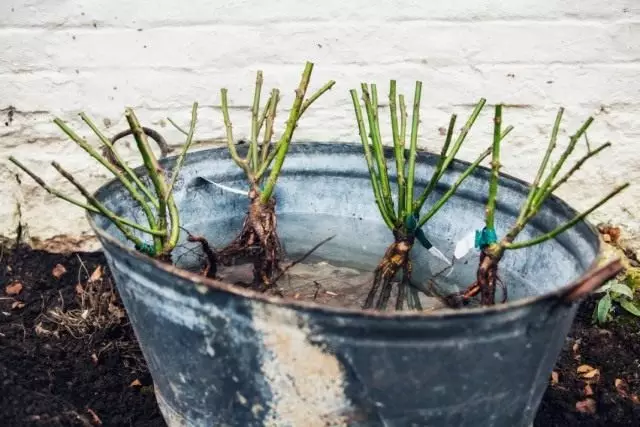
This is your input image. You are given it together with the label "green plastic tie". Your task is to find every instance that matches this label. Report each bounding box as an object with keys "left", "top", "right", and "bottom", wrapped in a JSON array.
[
  {"left": 404, "top": 214, "right": 433, "bottom": 250},
  {"left": 135, "top": 242, "right": 156, "bottom": 256},
  {"left": 475, "top": 227, "right": 498, "bottom": 249}
]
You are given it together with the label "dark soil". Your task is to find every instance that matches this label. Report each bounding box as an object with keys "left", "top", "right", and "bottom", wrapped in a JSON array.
[{"left": 1, "top": 245, "right": 638, "bottom": 426}]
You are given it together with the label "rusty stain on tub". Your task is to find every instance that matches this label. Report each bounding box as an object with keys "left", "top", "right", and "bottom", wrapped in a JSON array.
[{"left": 250, "top": 302, "right": 352, "bottom": 426}]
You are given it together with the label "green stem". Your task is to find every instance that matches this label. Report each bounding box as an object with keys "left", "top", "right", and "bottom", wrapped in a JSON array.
[
  {"left": 546, "top": 142, "right": 611, "bottom": 197},
  {"left": 260, "top": 62, "right": 316, "bottom": 203},
  {"left": 418, "top": 146, "right": 492, "bottom": 228},
  {"left": 250, "top": 71, "right": 263, "bottom": 172},
  {"left": 414, "top": 114, "right": 456, "bottom": 213},
  {"left": 435, "top": 98, "right": 487, "bottom": 183},
  {"left": 300, "top": 80, "right": 336, "bottom": 117},
  {"left": 405, "top": 81, "right": 423, "bottom": 213},
  {"left": 125, "top": 108, "right": 173, "bottom": 254},
  {"left": 167, "top": 118, "right": 189, "bottom": 136},
  {"left": 349, "top": 89, "right": 395, "bottom": 229},
  {"left": 50, "top": 161, "right": 145, "bottom": 247},
  {"left": 260, "top": 89, "right": 279, "bottom": 166},
  {"left": 8, "top": 156, "right": 165, "bottom": 236},
  {"left": 166, "top": 102, "right": 198, "bottom": 197},
  {"left": 505, "top": 183, "right": 629, "bottom": 250},
  {"left": 54, "top": 117, "right": 161, "bottom": 248},
  {"left": 485, "top": 104, "right": 503, "bottom": 230},
  {"left": 79, "top": 113, "right": 159, "bottom": 208},
  {"left": 220, "top": 88, "right": 253, "bottom": 180},
  {"left": 517, "top": 107, "right": 564, "bottom": 223},
  {"left": 532, "top": 116, "right": 594, "bottom": 208},
  {"left": 361, "top": 83, "right": 395, "bottom": 221},
  {"left": 389, "top": 80, "right": 405, "bottom": 218}
]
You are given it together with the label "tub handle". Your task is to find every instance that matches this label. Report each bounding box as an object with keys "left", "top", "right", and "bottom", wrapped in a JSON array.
[
  {"left": 559, "top": 258, "right": 624, "bottom": 303},
  {"left": 103, "top": 126, "right": 173, "bottom": 167}
]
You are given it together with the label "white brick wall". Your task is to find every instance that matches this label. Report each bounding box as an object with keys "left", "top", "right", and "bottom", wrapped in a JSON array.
[{"left": 1, "top": 0, "right": 639, "bottom": 253}]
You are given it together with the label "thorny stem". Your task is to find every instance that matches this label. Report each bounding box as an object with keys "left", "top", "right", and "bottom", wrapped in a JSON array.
[
  {"left": 300, "top": 80, "right": 337, "bottom": 117},
  {"left": 485, "top": 104, "right": 503, "bottom": 231},
  {"left": 413, "top": 114, "right": 456, "bottom": 213},
  {"left": 166, "top": 102, "right": 199, "bottom": 197},
  {"left": 79, "top": 113, "right": 160, "bottom": 208},
  {"left": 361, "top": 83, "right": 395, "bottom": 221},
  {"left": 546, "top": 142, "right": 611, "bottom": 196},
  {"left": 350, "top": 88, "right": 395, "bottom": 229},
  {"left": 220, "top": 88, "right": 254, "bottom": 180},
  {"left": 260, "top": 62, "right": 335, "bottom": 203},
  {"left": 389, "top": 81, "right": 406, "bottom": 218},
  {"left": 125, "top": 108, "right": 180, "bottom": 253},
  {"left": 54, "top": 116, "right": 163, "bottom": 250},
  {"left": 517, "top": 108, "right": 564, "bottom": 224},
  {"left": 532, "top": 117, "right": 594, "bottom": 208},
  {"left": 7, "top": 156, "right": 165, "bottom": 236},
  {"left": 416, "top": 123, "right": 514, "bottom": 228},
  {"left": 506, "top": 183, "right": 629, "bottom": 250},
  {"left": 50, "top": 161, "right": 144, "bottom": 247},
  {"left": 250, "top": 71, "right": 263, "bottom": 172},
  {"left": 405, "top": 81, "right": 423, "bottom": 212},
  {"left": 260, "top": 89, "right": 279, "bottom": 165}
]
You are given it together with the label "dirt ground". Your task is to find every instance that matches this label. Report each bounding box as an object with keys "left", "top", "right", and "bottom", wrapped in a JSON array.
[{"left": 1, "top": 245, "right": 638, "bottom": 426}]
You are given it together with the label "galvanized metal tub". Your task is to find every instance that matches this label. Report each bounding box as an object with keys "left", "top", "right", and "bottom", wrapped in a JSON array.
[{"left": 89, "top": 142, "right": 604, "bottom": 427}]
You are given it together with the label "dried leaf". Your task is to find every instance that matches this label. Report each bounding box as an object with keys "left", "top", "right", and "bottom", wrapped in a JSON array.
[
  {"left": 11, "top": 301, "right": 25, "bottom": 310},
  {"left": 577, "top": 364, "right": 595, "bottom": 373},
  {"left": 52, "top": 264, "right": 67, "bottom": 279},
  {"left": 89, "top": 266, "right": 103, "bottom": 283},
  {"left": 575, "top": 398, "right": 597, "bottom": 414},
  {"left": 108, "top": 303, "right": 125, "bottom": 319},
  {"left": 582, "top": 368, "right": 600, "bottom": 380},
  {"left": 551, "top": 371, "right": 559, "bottom": 385},
  {"left": 584, "top": 384, "right": 594, "bottom": 396},
  {"left": 615, "top": 378, "right": 630, "bottom": 398},
  {"left": 75, "top": 283, "right": 84, "bottom": 295},
  {"left": 5, "top": 282, "right": 23, "bottom": 296},
  {"left": 130, "top": 379, "right": 142, "bottom": 387}
]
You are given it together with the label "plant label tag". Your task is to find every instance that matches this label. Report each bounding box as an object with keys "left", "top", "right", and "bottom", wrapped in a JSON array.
[{"left": 454, "top": 230, "right": 477, "bottom": 260}]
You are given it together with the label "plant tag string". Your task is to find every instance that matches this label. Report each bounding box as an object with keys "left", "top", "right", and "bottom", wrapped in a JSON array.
[{"left": 197, "top": 177, "right": 247, "bottom": 196}]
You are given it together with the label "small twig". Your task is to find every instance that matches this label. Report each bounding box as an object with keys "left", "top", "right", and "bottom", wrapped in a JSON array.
[{"left": 272, "top": 235, "right": 335, "bottom": 283}]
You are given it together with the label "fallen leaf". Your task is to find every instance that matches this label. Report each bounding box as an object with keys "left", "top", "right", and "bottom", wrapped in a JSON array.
[
  {"left": 583, "top": 368, "right": 600, "bottom": 380},
  {"left": 52, "top": 264, "right": 67, "bottom": 279},
  {"left": 89, "top": 266, "right": 103, "bottom": 282},
  {"left": 130, "top": 379, "right": 142, "bottom": 387},
  {"left": 584, "top": 384, "right": 594, "bottom": 396},
  {"left": 615, "top": 378, "right": 630, "bottom": 398},
  {"left": 575, "top": 398, "right": 597, "bottom": 414},
  {"left": 5, "top": 282, "right": 23, "bottom": 296},
  {"left": 11, "top": 301, "right": 25, "bottom": 310},
  {"left": 551, "top": 371, "right": 559, "bottom": 385},
  {"left": 86, "top": 408, "right": 102, "bottom": 425},
  {"left": 577, "top": 364, "right": 595, "bottom": 373},
  {"left": 75, "top": 283, "right": 84, "bottom": 295}
]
